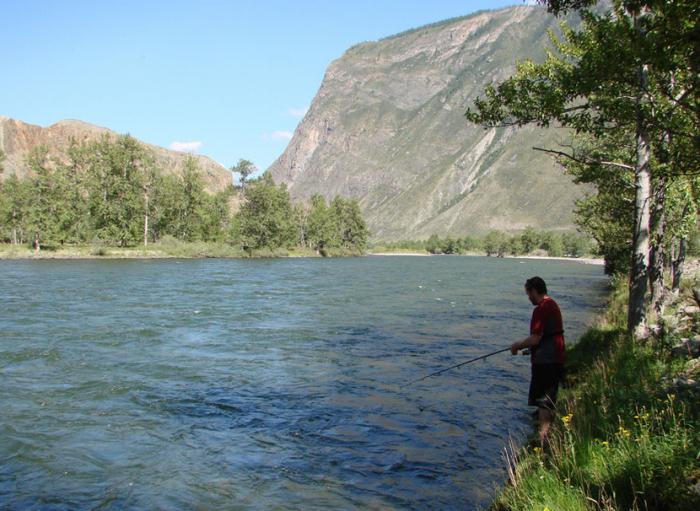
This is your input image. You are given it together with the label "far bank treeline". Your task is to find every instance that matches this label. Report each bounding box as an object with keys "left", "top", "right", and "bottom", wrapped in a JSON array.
[{"left": 0, "top": 136, "right": 368, "bottom": 255}]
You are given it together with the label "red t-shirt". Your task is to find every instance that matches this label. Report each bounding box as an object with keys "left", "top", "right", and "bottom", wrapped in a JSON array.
[{"left": 530, "top": 296, "right": 565, "bottom": 365}]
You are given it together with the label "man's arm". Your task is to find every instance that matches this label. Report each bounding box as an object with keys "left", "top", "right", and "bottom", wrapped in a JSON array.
[{"left": 510, "top": 333, "right": 543, "bottom": 355}]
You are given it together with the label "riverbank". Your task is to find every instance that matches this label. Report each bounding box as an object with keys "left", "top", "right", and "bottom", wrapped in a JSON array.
[
  {"left": 368, "top": 250, "right": 604, "bottom": 265},
  {"left": 1, "top": 243, "right": 603, "bottom": 263},
  {"left": 492, "top": 271, "right": 700, "bottom": 510},
  {"left": 0, "top": 242, "right": 330, "bottom": 260}
]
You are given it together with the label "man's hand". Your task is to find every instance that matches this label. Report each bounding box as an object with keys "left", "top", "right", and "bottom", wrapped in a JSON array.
[{"left": 510, "top": 341, "right": 520, "bottom": 355}]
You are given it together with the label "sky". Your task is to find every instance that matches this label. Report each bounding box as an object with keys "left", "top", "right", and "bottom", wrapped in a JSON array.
[{"left": 2, "top": 0, "right": 527, "bottom": 172}]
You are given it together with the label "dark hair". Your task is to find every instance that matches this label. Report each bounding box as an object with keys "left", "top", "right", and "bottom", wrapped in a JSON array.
[{"left": 525, "top": 276, "right": 547, "bottom": 295}]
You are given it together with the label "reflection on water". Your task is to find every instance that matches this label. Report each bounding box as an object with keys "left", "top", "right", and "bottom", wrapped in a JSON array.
[{"left": 0, "top": 256, "right": 607, "bottom": 509}]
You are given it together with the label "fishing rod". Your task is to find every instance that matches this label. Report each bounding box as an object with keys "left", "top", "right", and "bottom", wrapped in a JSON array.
[{"left": 402, "top": 346, "right": 511, "bottom": 387}]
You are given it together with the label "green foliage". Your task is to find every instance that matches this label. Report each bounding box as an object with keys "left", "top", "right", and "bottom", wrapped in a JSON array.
[
  {"left": 306, "top": 194, "right": 335, "bottom": 251},
  {"left": 494, "top": 279, "right": 700, "bottom": 511},
  {"left": 329, "top": 196, "right": 368, "bottom": 251},
  {"left": 0, "top": 173, "right": 31, "bottom": 245},
  {"left": 235, "top": 173, "right": 297, "bottom": 251},
  {"left": 484, "top": 230, "right": 509, "bottom": 257},
  {"left": 0, "top": 139, "right": 368, "bottom": 256},
  {"left": 25, "top": 146, "right": 64, "bottom": 249},
  {"left": 230, "top": 158, "right": 256, "bottom": 186},
  {"left": 85, "top": 135, "right": 148, "bottom": 246},
  {"left": 466, "top": 0, "right": 700, "bottom": 279},
  {"left": 399, "top": 231, "right": 594, "bottom": 257}
]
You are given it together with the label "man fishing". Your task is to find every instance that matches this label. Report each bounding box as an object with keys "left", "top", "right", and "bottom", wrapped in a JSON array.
[{"left": 509, "top": 276, "right": 565, "bottom": 449}]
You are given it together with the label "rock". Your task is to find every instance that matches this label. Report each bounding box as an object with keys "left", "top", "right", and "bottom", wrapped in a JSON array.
[
  {"left": 691, "top": 481, "right": 700, "bottom": 498},
  {"left": 671, "top": 376, "right": 698, "bottom": 389},
  {"left": 0, "top": 117, "right": 231, "bottom": 193},
  {"left": 671, "top": 339, "right": 700, "bottom": 359},
  {"left": 683, "top": 305, "right": 700, "bottom": 315},
  {"left": 267, "top": 7, "right": 586, "bottom": 240},
  {"left": 692, "top": 287, "right": 700, "bottom": 307},
  {"left": 686, "top": 356, "right": 700, "bottom": 369}
]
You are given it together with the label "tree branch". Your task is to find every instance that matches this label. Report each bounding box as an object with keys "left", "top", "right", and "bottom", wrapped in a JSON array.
[{"left": 532, "top": 146, "right": 635, "bottom": 171}]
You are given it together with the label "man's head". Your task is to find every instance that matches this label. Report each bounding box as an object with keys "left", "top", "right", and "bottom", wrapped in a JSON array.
[{"left": 525, "top": 276, "right": 547, "bottom": 305}]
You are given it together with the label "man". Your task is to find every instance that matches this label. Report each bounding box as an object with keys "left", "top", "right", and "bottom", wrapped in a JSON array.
[{"left": 510, "top": 276, "right": 565, "bottom": 449}]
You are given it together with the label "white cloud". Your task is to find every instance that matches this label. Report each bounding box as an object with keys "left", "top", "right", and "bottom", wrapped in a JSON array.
[
  {"left": 169, "top": 140, "right": 203, "bottom": 153},
  {"left": 262, "top": 130, "right": 293, "bottom": 141},
  {"left": 288, "top": 106, "right": 309, "bottom": 118}
]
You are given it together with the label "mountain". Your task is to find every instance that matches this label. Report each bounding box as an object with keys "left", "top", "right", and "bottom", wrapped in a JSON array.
[
  {"left": 0, "top": 116, "right": 231, "bottom": 193},
  {"left": 267, "top": 6, "right": 587, "bottom": 240}
]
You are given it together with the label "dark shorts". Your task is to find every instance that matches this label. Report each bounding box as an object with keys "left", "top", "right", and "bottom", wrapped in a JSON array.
[{"left": 528, "top": 363, "right": 564, "bottom": 410}]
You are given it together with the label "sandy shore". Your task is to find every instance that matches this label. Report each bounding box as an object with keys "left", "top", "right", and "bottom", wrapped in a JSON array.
[
  {"left": 368, "top": 252, "right": 431, "bottom": 256},
  {"left": 507, "top": 255, "right": 604, "bottom": 265},
  {"left": 368, "top": 251, "right": 605, "bottom": 265}
]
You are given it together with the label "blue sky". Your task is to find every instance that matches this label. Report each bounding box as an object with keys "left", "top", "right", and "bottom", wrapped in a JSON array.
[{"left": 2, "top": 0, "right": 525, "bottom": 172}]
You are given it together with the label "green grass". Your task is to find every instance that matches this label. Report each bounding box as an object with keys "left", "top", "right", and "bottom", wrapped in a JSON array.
[
  {"left": 0, "top": 239, "right": 356, "bottom": 259},
  {"left": 493, "top": 278, "right": 700, "bottom": 511}
]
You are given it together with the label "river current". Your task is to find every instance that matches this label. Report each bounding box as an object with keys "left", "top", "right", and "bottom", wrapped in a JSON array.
[{"left": 0, "top": 256, "right": 607, "bottom": 510}]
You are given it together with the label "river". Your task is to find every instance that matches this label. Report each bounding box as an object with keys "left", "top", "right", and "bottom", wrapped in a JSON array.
[{"left": 0, "top": 256, "right": 607, "bottom": 510}]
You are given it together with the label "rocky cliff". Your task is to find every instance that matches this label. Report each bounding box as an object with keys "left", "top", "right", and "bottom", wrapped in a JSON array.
[
  {"left": 268, "top": 6, "right": 585, "bottom": 240},
  {"left": 0, "top": 116, "right": 231, "bottom": 193}
]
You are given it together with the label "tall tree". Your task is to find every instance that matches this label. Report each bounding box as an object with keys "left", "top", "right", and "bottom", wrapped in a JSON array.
[
  {"left": 306, "top": 194, "right": 334, "bottom": 252},
  {"left": 236, "top": 173, "right": 296, "bottom": 251},
  {"left": 25, "top": 146, "right": 61, "bottom": 251},
  {"left": 85, "top": 135, "right": 146, "bottom": 246},
  {"left": 176, "top": 156, "right": 206, "bottom": 241},
  {"left": 466, "top": 1, "right": 699, "bottom": 336},
  {"left": 231, "top": 159, "right": 257, "bottom": 187},
  {"left": 329, "top": 197, "right": 368, "bottom": 251}
]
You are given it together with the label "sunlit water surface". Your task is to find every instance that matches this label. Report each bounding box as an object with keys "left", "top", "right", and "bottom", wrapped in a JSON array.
[{"left": 0, "top": 256, "right": 607, "bottom": 510}]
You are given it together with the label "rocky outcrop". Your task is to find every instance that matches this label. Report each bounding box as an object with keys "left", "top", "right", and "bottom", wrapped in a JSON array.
[
  {"left": 268, "top": 6, "right": 587, "bottom": 240},
  {"left": 0, "top": 116, "right": 231, "bottom": 193}
]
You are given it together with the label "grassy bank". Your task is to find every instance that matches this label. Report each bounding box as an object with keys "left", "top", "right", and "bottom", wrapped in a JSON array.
[
  {"left": 493, "top": 277, "right": 700, "bottom": 510},
  {"left": 0, "top": 239, "right": 333, "bottom": 259}
]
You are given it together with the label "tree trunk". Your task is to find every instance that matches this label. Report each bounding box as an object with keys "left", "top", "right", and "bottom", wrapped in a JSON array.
[
  {"left": 672, "top": 237, "right": 686, "bottom": 293},
  {"left": 649, "top": 175, "right": 666, "bottom": 313},
  {"left": 11, "top": 209, "right": 17, "bottom": 245},
  {"left": 34, "top": 233, "right": 40, "bottom": 253},
  {"left": 144, "top": 192, "right": 149, "bottom": 247},
  {"left": 628, "top": 65, "right": 652, "bottom": 338}
]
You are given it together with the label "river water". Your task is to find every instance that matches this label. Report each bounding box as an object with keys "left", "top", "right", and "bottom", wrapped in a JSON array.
[{"left": 0, "top": 256, "right": 607, "bottom": 510}]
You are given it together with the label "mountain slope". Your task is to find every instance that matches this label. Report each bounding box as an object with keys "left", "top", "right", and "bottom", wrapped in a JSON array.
[
  {"left": 0, "top": 116, "right": 231, "bottom": 193},
  {"left": 268, "top": 6, "right": 586, "bottom": 240}
]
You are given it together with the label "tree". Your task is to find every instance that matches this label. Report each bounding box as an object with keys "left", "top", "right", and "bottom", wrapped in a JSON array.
[
  {"left": 520, "top": 226, "right": 541, "bottom": 254},
  {"left": 176, "top": 156, "right": 206, "bottom": 241},
  {"left": 85, "top": 135, "right": 146, "bottom": 246},
  {"left": 57, "top": 139, "right": 91, "bottom": 244},
  {"left": 466, "top": 1, "right": 699, "bottom": 336},
  {"left": 199, "top": 189, "right": 231, "bottom": 242},
  {"left": 231, "top": 159, "right": 256, "bottom": 187},
  {"left": 0, "top": 156, "right": 32, "bottom": 245},
  {"left": 0, "top": 175, "right": 20, "bottom": 244},
  {"left": 25, "top": 146, "right": 61, "bottom": 251},
  {"left": 306, "top": 194, "right": 335, "bottom": 251},
  {"left": 236, "top": 173, "right": 296, "bottom": 251},
  {"left": 329, "top": 196, "right": 369, "bottom": 252},
  {"left": 507, "top": 235, "right": 525, "bottom": 256},
  {"left": 484, "top": 230, "right": 508, "bottom": 257},
  {"left": 426, "top": 234, "right": 442, "bottom": 254}
]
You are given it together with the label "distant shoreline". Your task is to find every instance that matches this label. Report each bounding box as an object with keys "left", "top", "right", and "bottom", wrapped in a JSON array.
[
  {"left": 0, "top": 245, "right": 604, "bottom": 264},
  {"left": 506, "top": 254, "right": 604, "bottom": 265},
  {"left": 368, "top": 251, "right": 605, "bottom": 265}
]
